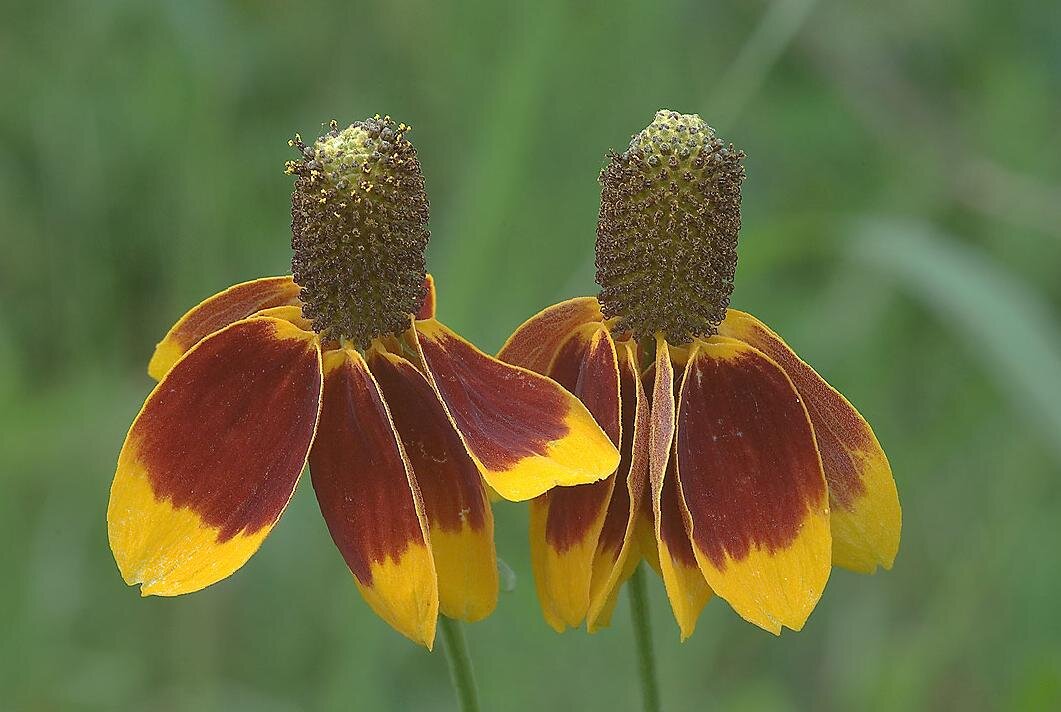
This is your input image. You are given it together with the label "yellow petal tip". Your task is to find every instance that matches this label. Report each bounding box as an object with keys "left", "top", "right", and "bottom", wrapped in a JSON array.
[{"left": 147, "top": 341, "right": 182, "bottom": 381}]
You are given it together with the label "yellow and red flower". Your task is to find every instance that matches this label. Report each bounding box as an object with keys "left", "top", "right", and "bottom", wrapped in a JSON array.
[
  {"left": 500, "top": 110, "right": 901, "bottom": 638},
  {"left": 107, "top": 117, "right": 619, "bottom": 648}
]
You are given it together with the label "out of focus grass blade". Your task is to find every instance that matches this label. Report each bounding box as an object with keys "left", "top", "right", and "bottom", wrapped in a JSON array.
[
  {"left": 853, "top": 218, "right": 1061, "bottom": 463},
  {"left": 436, "top": 0, "right": 563, "bottom": 321},
  {"left": 708, "top": 0, "right": 820, "bottom": 130}
]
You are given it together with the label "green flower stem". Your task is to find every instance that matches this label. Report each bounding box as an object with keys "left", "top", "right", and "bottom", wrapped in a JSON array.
[
  {"left": 629, "top": 564, "right": 662, "bottom": 712},
  {"left": 439, "top": 615, "right": 481, "bottom": 712}
]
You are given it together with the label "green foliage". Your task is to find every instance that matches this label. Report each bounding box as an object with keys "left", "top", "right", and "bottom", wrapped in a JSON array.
[{"left": 2, "top": 1, "right": 1059, "bottom": 710}]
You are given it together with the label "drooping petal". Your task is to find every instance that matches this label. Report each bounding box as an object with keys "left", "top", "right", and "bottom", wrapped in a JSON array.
[
  {"left": 411, "top": 319, "right": 620, "bottom": 501},
  {"left": 676, "top": 337, "right": 831, "bottom": 634},
  {"left": 416, "top": 273, "right": 437, "bottom": 320},
  {"left": 586, "top": 339, "right": 651, "bottom": 632},
  {"left": 658, "top": 450, "right": 714, "bottom": 640},
  {"left": 108, "top": 317, "right": 322, "bottom": 596},
  {"left": 498, "top": 297, "right": 605, "bottom": 373},
  {"left": 529, "top": 324, "right": 621, "bottom": 631},
  {"left": 148, "top": 276, "right": 301, "bottom": 380},
  {"left": 648, "top": 339, "right": 712, "bottom": 640},
  {"left": 719, "top": 309, "right": 900, "bottom": 573},
  {"left": 367, "top": 346, "right": 497, "bottom": 623},
  {"left": 310, "top": 348, "right": 439, "bottom": 648}
]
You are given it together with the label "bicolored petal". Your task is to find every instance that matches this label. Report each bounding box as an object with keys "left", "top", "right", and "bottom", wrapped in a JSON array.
[
  {"left": 529, "top": 324, "right": 621, "bottom": 631},
  {"left": 411, "top": 319, "right": 620, "bottom": 501},
  {"left": 648, "top": 339, "right": 712, "bottom": 640},
  {"left": 719, "top": 309, "right": 900, "bottom": 573},
  {"left": 108, "top": 317, "right": 322, "bottom": 596},
  {"left": 310, "top": 348, "right": 439, "bottom": 648},
  {"left": 416, "top": 273, "right": 437, "bottom": 320},
  {"left": 367, "top": 346, "right": 497, "bottom": 623},
  {"left": 676, "top": 337, "right": 831, "bottom": 634},
  {"left": 636, "top": 483, "right": 662, "bottom": 576},
  {"left": 148, "top": 276, "right": 301, "bottom": 380},
  {"left": 498, "top": 297, "right": 604, "bottom": 373},
  {"left": 658, "top": 450, "right": 714, "bottom": 640},
  {"left": 251, "top": 305, "right": 313, "bottom": 331},
  {"left": 586, "top": 339, "right": 651, "bottom": 632}
]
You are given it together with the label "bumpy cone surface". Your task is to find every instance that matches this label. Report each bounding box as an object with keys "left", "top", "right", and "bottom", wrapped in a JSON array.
[
  {"left": 596, "top": 110, "right": 745, "bottom": 344},
  {"left": 290, "top": 117, "right": 430, "bottom": 346}
]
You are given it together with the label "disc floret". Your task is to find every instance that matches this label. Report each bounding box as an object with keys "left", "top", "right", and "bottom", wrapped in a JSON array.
[
  {"left": 595, "top": 110, "right": 746, "bottom": 344},
  {"left": 288, "top": 116, "right": 430, "bottom": 346}
]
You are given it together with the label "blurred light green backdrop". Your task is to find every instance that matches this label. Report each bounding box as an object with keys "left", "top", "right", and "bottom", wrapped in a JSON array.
[{"left": 2, "top": 1, "right": 1060, "bottom": 710}]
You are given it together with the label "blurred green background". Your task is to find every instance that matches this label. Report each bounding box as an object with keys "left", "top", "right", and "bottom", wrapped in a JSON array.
[{"left": 2, "top": 1, "right": 1060, "bottom": 710}]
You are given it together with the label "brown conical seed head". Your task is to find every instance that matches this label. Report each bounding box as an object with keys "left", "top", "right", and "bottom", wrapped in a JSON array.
[
  {"left": 595, "top": 109, "right": 745, "bottom": 344},
  {"left": 289, "top": 116, "right": 429, "bottom": 346}
]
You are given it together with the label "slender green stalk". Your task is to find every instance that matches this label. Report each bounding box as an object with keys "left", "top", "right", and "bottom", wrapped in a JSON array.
[
  {"left": 628, "top": 564, "right": 662, "bottom": 712},
  {"left": 439, "top": 616, "right": 481, "bottom": 712}
]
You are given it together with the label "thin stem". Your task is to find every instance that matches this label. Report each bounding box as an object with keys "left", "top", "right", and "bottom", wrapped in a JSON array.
[
  {"left": 439, "top": 615, "right": 481, "bottom": 712},
  {"left": 628, "top": 564, "right": 662, "bottom": 712}
]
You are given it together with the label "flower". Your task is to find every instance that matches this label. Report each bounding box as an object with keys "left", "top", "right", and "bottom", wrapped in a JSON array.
[
  {"left": 499, "top": 110, "right": 901, "bottom": 638},
  {"left": 107, "top": 117, "right": 620, "bottom": 648}
]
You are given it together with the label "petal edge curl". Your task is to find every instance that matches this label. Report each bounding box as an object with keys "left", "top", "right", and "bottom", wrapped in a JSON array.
[
  {"left": 586, "top": 339, "right": 652, "bottom": 632},
  {"left": 412, "top": 319, "right": 620, "bottom": 502},
  {"left": 498, "top": 297, "right": 604, "bottom": 373},
  {"left": 648, "top": 338, "right": 712, "bottom": 640}
]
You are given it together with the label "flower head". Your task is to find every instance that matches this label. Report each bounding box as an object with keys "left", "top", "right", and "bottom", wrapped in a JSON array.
[
  {"left": 501, "top": 110, "right": 901, "bottom": 638},
  {"left": 108, "top": 118, "right": 620, "bottom": 648}
]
